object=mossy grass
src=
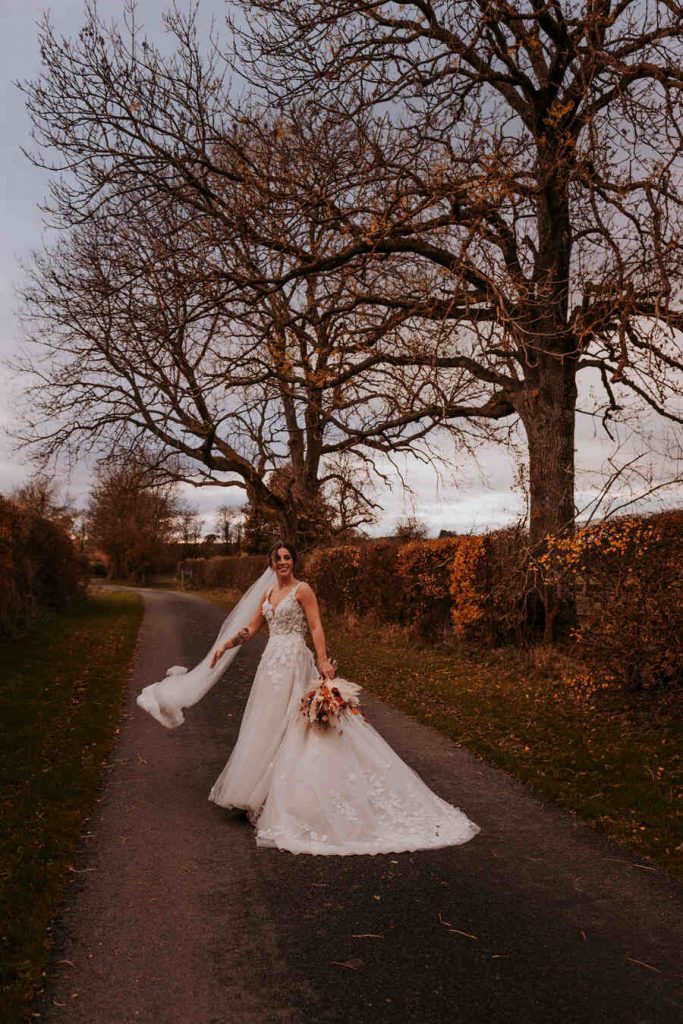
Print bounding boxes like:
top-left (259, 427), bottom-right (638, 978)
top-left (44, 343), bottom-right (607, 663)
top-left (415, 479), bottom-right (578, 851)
top-left (191, 585), bottom-right (682, 879)
top-left (0, 590), bottom-right (143, 1023)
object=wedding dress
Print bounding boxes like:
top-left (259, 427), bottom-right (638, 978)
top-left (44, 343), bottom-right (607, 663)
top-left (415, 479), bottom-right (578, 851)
top-left (207, 582), bottom-right (481, 856)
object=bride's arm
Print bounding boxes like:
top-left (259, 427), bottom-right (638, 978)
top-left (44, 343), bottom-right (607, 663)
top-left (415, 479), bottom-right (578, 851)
top-left (210, 594), bottom-right (267, 668)
top-left (297, 583), bottom-right (336, 680)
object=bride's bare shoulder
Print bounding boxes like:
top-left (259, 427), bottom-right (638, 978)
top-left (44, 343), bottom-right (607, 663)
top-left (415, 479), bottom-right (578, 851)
top-left (295, 580), bottom-right (315, 602)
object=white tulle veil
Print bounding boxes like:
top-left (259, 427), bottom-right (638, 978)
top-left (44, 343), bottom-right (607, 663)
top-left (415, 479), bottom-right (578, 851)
top-left (136, 564), bottom-right (276, 729)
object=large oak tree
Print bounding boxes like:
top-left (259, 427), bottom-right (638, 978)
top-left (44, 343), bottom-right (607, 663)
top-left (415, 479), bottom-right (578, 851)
top-left (229, 0), bottom-right (683, 628)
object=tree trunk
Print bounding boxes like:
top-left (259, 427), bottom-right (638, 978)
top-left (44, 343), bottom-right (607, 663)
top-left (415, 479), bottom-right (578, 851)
top-left (276, 492), bottom-right (324, 552)
top-left (277, 506), bottom-right (299, 545)
top-left (517, 353), bottom-right (578, 642)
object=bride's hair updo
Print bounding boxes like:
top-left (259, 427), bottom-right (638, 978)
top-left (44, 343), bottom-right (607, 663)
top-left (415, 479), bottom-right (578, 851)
top-left (268, 539), bottom-right (298, 567)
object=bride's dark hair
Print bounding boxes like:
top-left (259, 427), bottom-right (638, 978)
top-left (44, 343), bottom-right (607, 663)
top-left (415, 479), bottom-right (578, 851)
top-left (268, 539), bottom-right (298, 567)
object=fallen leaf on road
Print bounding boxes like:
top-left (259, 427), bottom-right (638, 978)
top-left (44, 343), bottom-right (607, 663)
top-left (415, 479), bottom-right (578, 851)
top-left (438, 912), bottom-right (477, 940)
top-left (625, 957), bottom-right (663, 974)
top-left (351, 934), bottom-right (383, 939)
top-left (448, 928), bottom-right (478, 940)
top-left (580, 930), bottom-right (587, 941)
top-left (491, 954), bottom-right (512, 959)
top-left (56, 960), bottom-right (74, 967)
top-left (330, 959), bottom-right (363, 971)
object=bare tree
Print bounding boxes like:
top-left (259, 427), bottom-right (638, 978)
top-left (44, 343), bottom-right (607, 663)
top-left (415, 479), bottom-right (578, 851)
top-left (176, 505), bottom-right (204, 558)
top-left (225, 0), bottom-right (683, 632)
top-left (87, 461), bottom-right (187, 581)
top-left (241, 493), bottom-right (273, 553)
top-left (215, 504), bottom-right (243, 547)
top-left (395, 515), bottom-right (429, 541)
top-left (18, 13), bottom-right (501, 547)
top-left (11, 472), bottom-right (78, 533)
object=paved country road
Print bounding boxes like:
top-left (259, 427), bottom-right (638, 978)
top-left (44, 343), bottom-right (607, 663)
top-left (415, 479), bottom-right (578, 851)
top-left (40, 588), bottom-right (682, 1024)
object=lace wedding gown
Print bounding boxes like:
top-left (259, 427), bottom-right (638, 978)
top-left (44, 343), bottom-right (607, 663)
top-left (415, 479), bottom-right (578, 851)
top-left (208, 583), bottom-right (481, 855)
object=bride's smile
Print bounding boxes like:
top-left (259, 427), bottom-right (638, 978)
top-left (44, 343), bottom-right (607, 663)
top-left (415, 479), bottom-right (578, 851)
top-left (270, 546), bottom-right (300, 610)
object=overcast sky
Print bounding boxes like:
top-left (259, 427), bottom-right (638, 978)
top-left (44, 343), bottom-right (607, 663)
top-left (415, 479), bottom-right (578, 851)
top-left (1, 1), bottom-right (680, 537)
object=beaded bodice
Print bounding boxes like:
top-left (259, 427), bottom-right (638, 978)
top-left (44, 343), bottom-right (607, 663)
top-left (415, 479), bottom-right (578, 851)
top-left (263, 583), bottom-right (308, 638)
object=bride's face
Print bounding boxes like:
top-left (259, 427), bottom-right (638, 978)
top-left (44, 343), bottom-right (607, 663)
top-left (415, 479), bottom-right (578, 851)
top-left (272, 547), bottom-right (294, 580)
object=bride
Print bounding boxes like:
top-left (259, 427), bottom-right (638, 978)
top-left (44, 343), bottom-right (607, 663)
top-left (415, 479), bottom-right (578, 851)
top-left (137, 541), bottom-right (481, 856)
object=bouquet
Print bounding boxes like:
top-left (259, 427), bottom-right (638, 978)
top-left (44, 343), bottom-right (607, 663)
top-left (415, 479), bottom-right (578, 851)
top-left (301, 677), bottom-right (363, 731)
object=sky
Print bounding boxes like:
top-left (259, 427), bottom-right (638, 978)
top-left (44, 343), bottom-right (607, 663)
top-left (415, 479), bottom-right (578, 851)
top-left (0, 1), bottom-right (680, 538)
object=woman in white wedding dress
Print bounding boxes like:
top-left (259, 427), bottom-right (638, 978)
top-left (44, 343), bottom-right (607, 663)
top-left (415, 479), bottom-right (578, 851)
top-left (201, 542), bottom-right (481, 856)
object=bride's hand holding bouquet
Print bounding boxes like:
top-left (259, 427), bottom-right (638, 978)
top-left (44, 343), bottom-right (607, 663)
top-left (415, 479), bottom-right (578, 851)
top-left (317, 657), bottom-right (336, 681)
top-left (301, 656), bottom-right (363, 731)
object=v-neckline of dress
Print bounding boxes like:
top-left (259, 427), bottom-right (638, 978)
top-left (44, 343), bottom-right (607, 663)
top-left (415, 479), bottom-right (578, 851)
top-left (266, 583), bottom-right (299, 615)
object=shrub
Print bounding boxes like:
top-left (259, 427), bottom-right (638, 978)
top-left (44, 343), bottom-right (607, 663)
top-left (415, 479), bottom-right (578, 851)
top-left (484, 525), bottom-right (530, 643)
top-left (177, 511), bottom-right (683, 698)
top-left (449, 535), bottom-right (491, 640)
top-left (541, 511), bottom-right (683, 692)
top-left (0, 495), bottom-right (87, 634)
top-left (305, 542), bottom-right (403, 622)
top-left (303, 545), bottom-right (363, 613)
top-left (177, 554), bottom-right (266, 592)
top-left (396, 537), bottom-right (463, 635)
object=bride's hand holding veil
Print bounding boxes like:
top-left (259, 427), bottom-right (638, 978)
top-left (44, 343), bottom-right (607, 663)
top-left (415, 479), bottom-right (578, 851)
top-left (210, 627), bottom-right (250, 668)
top-left (136, 566), bottom-right (276, 729)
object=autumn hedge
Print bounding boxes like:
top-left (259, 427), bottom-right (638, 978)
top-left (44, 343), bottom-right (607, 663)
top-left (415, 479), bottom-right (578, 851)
top-left (0, 495), bottom-right (87, 634)
top-left (177, 553), bottom-right (267, 594)
top-left (540, 510), bottom-right (683, 693)
top-left (178, 510), bottom-right (683, 693)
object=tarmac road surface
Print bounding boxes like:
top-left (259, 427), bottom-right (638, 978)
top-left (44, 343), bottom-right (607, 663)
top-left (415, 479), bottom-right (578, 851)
top-left (40, 587), bottom-right (683, 1023)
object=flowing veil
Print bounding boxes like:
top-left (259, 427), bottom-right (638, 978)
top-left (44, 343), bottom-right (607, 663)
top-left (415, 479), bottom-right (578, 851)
top-left (136, 565), bottom-right (276, 729)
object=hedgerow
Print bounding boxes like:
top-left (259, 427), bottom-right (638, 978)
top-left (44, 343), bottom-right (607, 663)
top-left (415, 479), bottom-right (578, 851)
top-left (0, 496), bottom-right (86, 634)
top-left (178, 510), bottom-right (682, 694)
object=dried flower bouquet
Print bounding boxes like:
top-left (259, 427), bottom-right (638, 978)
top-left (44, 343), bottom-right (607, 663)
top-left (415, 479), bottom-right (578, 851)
top-left (300, 678), bottom-right (363, 730)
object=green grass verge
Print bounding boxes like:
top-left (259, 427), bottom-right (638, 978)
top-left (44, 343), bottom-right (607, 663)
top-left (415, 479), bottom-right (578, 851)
top-left (190, 585), bottom-right (682, 879)
top-left (0, 590), bottom-right (144, 1023)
